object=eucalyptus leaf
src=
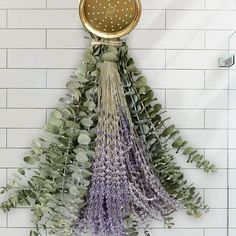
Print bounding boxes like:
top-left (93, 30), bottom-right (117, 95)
top-left (78, 134), bottom-right (91, 145)
top-left (24, 156), bottom-right (40, 165)
top-left (81, 118), bottom-right (93, 127)
top-left (75, 149), bottom-right (88, 162)
top-left (17, 168), bottom-right (25, 176)
top-left (81, 169), bottom-right (92, 178)
top-left (161, 125), bottom-right (175, 137)
top-left (84, 101), bottom-right (96, 111)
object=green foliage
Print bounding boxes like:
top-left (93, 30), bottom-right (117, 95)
top-left (0, 41), bottom-right (217, 236)
top-left (0, 45), bottom-right (99, 236)
top-left (118, 44), bottom-right (215, 226)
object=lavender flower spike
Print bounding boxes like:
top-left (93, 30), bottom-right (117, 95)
top-left (77, 54), bottom-right (176, 236)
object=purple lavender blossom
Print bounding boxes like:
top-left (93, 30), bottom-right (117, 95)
top-left (75, 60), bottom-right (176, 236)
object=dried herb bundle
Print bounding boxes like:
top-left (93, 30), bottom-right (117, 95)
top-left (0, 39), bottom-right (216, 236)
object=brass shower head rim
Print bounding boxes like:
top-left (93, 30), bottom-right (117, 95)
top-left (79, 0), bottom-right (142, 39)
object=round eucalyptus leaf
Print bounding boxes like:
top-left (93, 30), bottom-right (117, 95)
top-left (76, 149), bottom-right (88, 162)
top-left (77, 134), bottom-right (91, 145)
top-left (81, 118), bottom-right (93, 127)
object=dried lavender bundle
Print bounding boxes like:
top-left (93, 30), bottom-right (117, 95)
top-left (80, 52), bottom-right (176, 236)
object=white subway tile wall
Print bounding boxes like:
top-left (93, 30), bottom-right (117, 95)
top-left (0, 0), bottom-right (235, 236)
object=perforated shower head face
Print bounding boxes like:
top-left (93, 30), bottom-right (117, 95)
top-left (79, 0), bottom-right (142, 39)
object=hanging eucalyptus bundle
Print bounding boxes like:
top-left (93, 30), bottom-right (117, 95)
top-left (0, 41), bottom-right (216, 236)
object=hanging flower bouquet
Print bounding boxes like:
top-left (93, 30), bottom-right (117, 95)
top-left (0, 1), bottom-right (216, 236)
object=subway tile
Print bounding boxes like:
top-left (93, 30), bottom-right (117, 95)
top-left (128, 30), bottom-right (204, 49)
top-left (0, 10), bottom-right (6, 28)
top-left (229, 229), bottom-right (236, 236)
top-left (48, 29), bottom-right (204, 50)
top-left (8, 10), bottom-right (80, 29)
top-left (0, 89), bottom-right (6, 108)
top-left (0, 129), bottom-right (6, 147)
top-left (8, 208), bottom-right (34, 227)
top-left (166, 50), bottom-right (228, 70)
top-left (229, 110), bottom-right (236, 129)
top-left (130, 50), bottom-right (165, 69)
top-left (0, 109), bottom-right (46, 128)
top-left (47, 69), bottom-right (74, 88)
top-left (229, 169), bottom-right (236, 188)
top-left (8, 49), bottom-right (83, 69)
top-left (7, 129), bottom-right (43, 148)
top-left (0, 49), bottom-right (6, 68)
top-left (205, 149), bottom-right (228, 169)
top-left (180, 129), bottom-right (227, 149)
top-left (0, 149), bottom-right (29, 168)
top-left (0, 229), bottom-right (46, 236)
top-left (205, 110), bottom-right (228, 129)
top-left (149, 209), bottom-right (227, 228)
top-left (183, 169), bottom-right (227, 189)
top-left (0, 30), bottom-right (45, 48)
top-left (229, 209), bottom-right (236, 227)
top-left (137, 10), bottom-right (165, 29)
top-left (229, 150), bottom-right (236, 168)
top-left (229, 130), bottom-right (236, 149)
top-left (206, 0), bottom-right (236, 10)
top-left (47, 0), bottom-right (77, 8)
top-left (47, 29), bottom-right (89, 48)
top-left (174, 209), bottom-right (227, 228)
top-left (139, 229), bottom-right (203, 236)
top-left (0, 211), bottom-right (6, 227)
top-left (47, 0), bottom-right (204, 9)
top-left (0, 169), bottom-right (6, 188)
top-left (166, 90), bottom-right (228, 109)
top-left (7, 89), bottom-right (67, 108)
top-left (0, 0), bottom-right (46, 8)
top-left (165, 109), bottom-right (204, 129)
top-left (205, 229), bottom-right (227, 236)
top-left (0, 69), bottom-right (46, 88)
top-left (229, 70), bottom-right (236, 89)
top-left (144, 70), bottom-right (204, 89)
top-left (0, 169), bottom-right (7, 217)
top-left (229, 90), bottom-right (236, 109)
top-left (205, 70), bottom-right (228, 89)
top-left (205, 30), bottom-right (234, 49)
top-left (153, 90), bottom-right (166, 108)
top-left (205, 189), bottom-right (227, 208)
top-left (8, 49), bottom-right (164, 70)
top-left (47, 0), bottom-right (204, 10)
top-left (166, 10), bottom-right (236, 30)
top-left (142, 0), bottom-right (205, 9)
top-left (230, 189), bottom-right (236, 208)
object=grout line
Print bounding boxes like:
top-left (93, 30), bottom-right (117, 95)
top-left (45, 29), bottom-right (48, 49)
top-left (5, 8), bottom-right (231, 10)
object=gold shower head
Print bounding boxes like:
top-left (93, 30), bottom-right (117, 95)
top-left (79, 0), bottom-right (142, 39)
